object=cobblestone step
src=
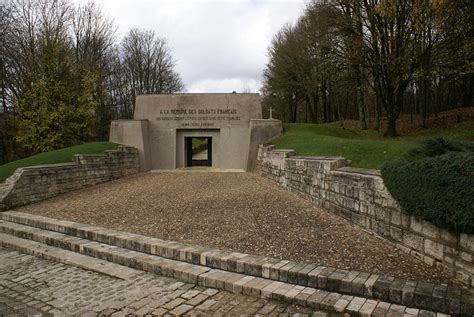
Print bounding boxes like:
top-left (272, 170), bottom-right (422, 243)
top-left (0, 230), bottom-right (141, 280)
top-left (0, 221), bottom-right (444, 316)
top-left (0, 248), bottom-right (326, 316)
top-left (1, 211), bottom-right (472, 316)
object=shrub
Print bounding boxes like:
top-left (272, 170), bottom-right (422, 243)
top-left (406, 136), bottom-right (474, 160)
top-left (381, 138), bottom-right (474, 234)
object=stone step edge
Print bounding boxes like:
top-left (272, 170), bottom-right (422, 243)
top-left (1, 211), bottom-right (471, 315)
top-left (0, 221), bottom-right (466, 317)
top-left (0, 227), bottom-right (432, 317)
top-left (0, 232), bottom-right (140, 280)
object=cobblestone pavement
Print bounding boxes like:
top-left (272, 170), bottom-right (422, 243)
top-left (0, 248), bottom-right (319, 316)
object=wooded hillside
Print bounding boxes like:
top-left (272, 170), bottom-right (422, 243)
top-left (262, 0), bottom-right (474, 137)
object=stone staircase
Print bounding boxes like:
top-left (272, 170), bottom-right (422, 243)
top-left (0, 211), bottom-right (472, 316)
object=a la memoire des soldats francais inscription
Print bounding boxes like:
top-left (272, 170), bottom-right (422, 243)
top-left (156, 108), bottom-right (241, 127)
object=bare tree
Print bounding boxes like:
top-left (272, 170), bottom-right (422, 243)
top-left (120, 28), bottom-right (184, 115)
top-left (2, 0), bottom-right (71, 107)
top-left (0, 3), bottom-right (11, 113)
top-left (72, 1), bottom-right (115, 65)
top-left (72, 1), bottom-right (116, 139)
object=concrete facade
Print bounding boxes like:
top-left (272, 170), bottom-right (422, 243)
top-left (109, 94), bottom-right (282, 171)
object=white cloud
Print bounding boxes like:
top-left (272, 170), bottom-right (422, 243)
top-left (187, 77), bottom-right (261, 93)
top-left (75, 0), bottom-right (305, 92)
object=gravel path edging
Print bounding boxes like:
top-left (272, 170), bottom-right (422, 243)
top-left (1, 211), bottom-right (472, 315)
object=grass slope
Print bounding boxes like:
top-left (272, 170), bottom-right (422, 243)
top-left (0, 142), bottom-right (119, 182)
top-left (271, 121), bottom-right (474, 169)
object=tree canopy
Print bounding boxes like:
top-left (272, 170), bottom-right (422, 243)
top-left (262, 0), bottom-right (474, 136)
top-left (0, 0), bottom-right (183, 162)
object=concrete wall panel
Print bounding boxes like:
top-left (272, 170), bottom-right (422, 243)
top-left (109, 120), bottom-right (150, 171)
top-left (110, 94), bottom-right (281, 171)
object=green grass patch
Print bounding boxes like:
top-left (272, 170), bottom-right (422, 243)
top-left (271, 122), bottom-right (474, 233)
top-left (271, 122), bottom-right (474, 169)
top-left (0, 142), bottom-right (119, 182)
top-left (192, 138), bottom-right (206, 148)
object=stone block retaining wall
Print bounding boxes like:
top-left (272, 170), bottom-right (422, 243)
top-left (0, 146), bottom-right (139, 210)
top-left (256, 145), bottom-right (474, 286)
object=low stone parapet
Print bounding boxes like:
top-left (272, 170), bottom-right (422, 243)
top-left (256, 145), bottom-right (474, 287)
top-left (0, 146), bottom-right (139, 210)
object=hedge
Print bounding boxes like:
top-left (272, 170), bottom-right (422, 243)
top-left (381, 138), bottom-right (474, 234)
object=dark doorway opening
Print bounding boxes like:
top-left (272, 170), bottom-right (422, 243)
top-left (185, 137), bottom-right (212, 167)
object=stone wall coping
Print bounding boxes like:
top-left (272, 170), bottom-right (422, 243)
top-left (18, 163), bottom-right (78, 169)
top-left (1, 211), bottom-right (472, 315)
top-left (270, 149), bottom-right (295, 153)
top-left (73, 153), bottom-right (108, 157)
top-left (336, 167), bottom-right (382, 176)
top-left (2, 146), bottom-right (137, 177)
top-left (289, 156), bottom-right (345, 161)
top-left (117, 146), bottom-right (139, 153)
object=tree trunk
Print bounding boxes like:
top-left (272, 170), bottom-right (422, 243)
top-left (292, 95), bottom-right (298, 123)
top-left (321, 82), bottom-right (328, 123)
top-left (420, 79), bottom-right (428, 128)
top-left (352, 42), bottom-right (367, 129)
top-left (385, 114), bottom-right (398, 137)
top-left (306, 89), bottom-right (316, 123)
top-left (357, 85), bottom-right (367, 130)
top-left (374, 92), bottom-right (381, 131)
top-left (384, 90), bottom-right (403, 137)
top-left (461, 74), bottom-right (473, 107)
top-left (318, 84), bottom-right (324, 123)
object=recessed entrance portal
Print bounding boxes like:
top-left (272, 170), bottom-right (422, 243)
top-left (176, 129), bottom-right (219, 169)
top-left (185, 137), bottom-right (212, 167)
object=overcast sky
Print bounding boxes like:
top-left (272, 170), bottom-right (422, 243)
top-left (82, 0), bottom-right (306, 93)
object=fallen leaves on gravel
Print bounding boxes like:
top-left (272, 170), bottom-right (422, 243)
top-left (19, 172), bottom-right (459, 285)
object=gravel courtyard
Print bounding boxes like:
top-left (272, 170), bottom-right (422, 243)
top-left (18, 172), bottom-right (456, 285)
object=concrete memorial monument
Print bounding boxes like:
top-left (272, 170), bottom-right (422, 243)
top-left (109, 93), bottom-right (282, 171)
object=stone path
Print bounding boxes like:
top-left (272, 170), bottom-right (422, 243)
top-left (0, 248), bottom-right (318, 316)
top-left (192, 149), bottom-right (208, 160)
